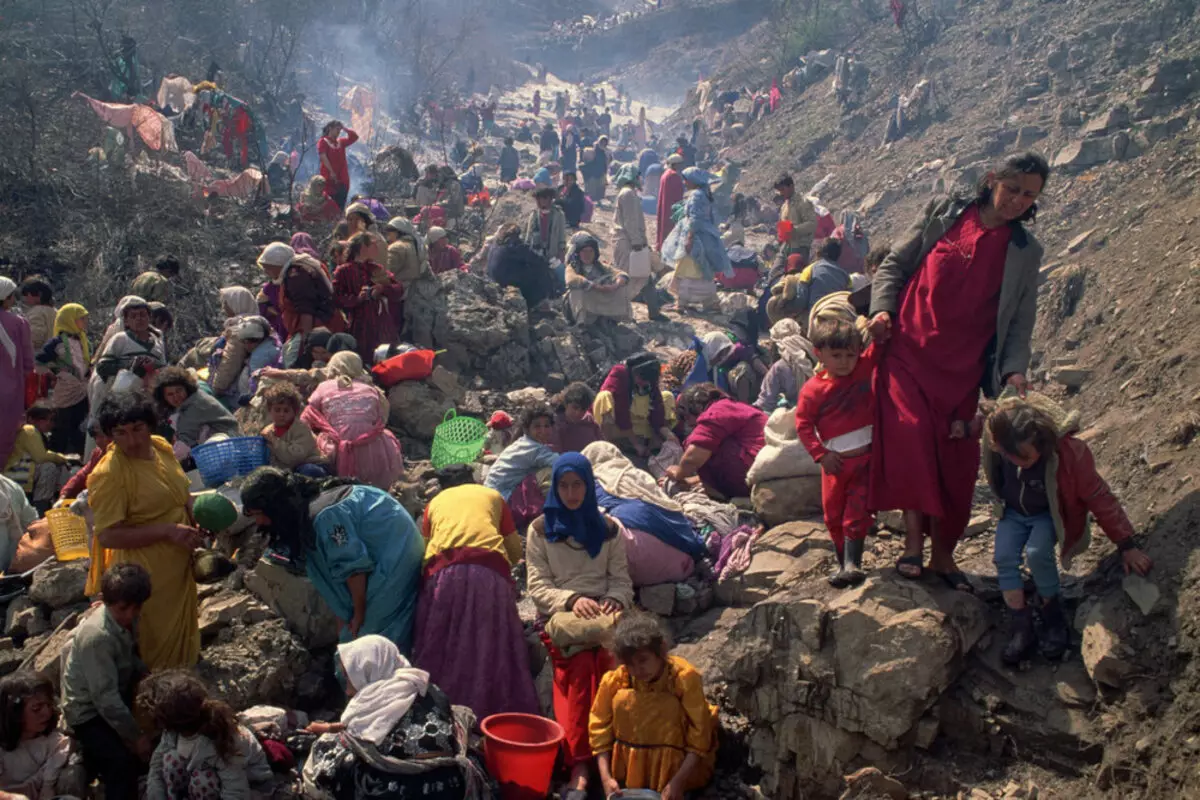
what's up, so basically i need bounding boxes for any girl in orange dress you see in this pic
[590,613,718,800]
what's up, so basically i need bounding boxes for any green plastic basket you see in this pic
[431,409,489,469]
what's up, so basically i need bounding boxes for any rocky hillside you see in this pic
[661,0,1200,797]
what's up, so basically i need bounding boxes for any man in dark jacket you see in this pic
[560,172,587,228]
[499,137,520,182]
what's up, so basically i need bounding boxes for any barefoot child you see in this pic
[591,612,717,800]
[794,317,877,588]
[984,393,1152,665]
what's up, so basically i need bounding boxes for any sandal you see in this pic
[934,570,975,594]
[896,554,923,580]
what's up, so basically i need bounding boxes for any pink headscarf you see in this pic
[290,232,321,260]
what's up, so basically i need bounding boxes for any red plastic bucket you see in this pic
[481,713,565,800]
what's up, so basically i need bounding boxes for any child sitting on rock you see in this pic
[553,382,601,454]
[61,563,153,800]
[984,392,1152,666]
[260,382,327,478]
[0,671,87,800]
[484,404,559,530]
[591,612,717,800]
[138,671,251,800]
[794,317,877,588]
[3,405,71,514]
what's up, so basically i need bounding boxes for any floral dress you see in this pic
[303,687,493,800]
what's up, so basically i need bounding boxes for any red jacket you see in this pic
[984,401,1134,567]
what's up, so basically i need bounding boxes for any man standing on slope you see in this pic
[656,153,685,251]
[772,173,817,274]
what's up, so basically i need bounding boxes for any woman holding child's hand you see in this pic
[868,152,1050,592]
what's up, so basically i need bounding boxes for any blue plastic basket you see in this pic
[192,436,269,487]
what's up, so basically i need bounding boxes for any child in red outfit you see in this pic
[794,318,878,587]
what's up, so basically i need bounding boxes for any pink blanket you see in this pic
[74,93,177,152]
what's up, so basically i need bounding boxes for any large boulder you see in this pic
[751,475,822,527]
[714,575,988,796]
[388,378,456,441]
[28,562,89,609]
[196,619,310,710]
[438,273,531,388]
[244,559,340,648]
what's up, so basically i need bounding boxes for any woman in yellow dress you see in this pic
[86,392,204,670]
[590,612,718,799]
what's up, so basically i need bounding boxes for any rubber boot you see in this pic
[1039,595,1070,661]
[827,545,846,587]
[841,538,866,587]
[1002,606,1037,667]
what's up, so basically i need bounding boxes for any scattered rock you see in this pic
[1055,676,1097,708]
[639,583,676,616]
[28,562,89,609]
[1122,573,1160,616]
[1051,138,1118,170]
[1082,105,1130,137]
[5,596,48,639]
[839,766,907,799]
[197,619,310,710]
[1062,228,1099,255]
[858,188,899,215]
[244,559,340,649]
[1080,598,1134,688]
[198,591,274,636]
[1051,367,1092,390]
[964,514,993,537]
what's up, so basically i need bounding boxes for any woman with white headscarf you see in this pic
[755,319,817,411]
[301,352,404,490]
[0,278,34,467]
[301,635,491,799]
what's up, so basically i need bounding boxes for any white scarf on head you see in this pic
[0,278,17,368]
[338,635,430,746]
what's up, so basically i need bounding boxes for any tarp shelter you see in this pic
[74,92,178,152]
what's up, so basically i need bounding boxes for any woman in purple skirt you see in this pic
[413,465,540,721]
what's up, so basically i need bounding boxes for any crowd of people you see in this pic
[0,52,1157,797]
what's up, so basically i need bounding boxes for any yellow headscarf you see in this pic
[54,303,91,363]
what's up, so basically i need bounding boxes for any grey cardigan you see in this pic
[175,389,242,447]
[869,196,1043,397]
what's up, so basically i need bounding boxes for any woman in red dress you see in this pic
[333,232,403,363]
[867,152,1050,591]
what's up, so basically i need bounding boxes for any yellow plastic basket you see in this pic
[46,508,89,562]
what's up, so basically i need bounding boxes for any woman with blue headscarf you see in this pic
[526,453,633,800]
[661,167,734,312]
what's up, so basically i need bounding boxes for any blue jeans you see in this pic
[993,508,1059,597]
[295,463,330,479]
